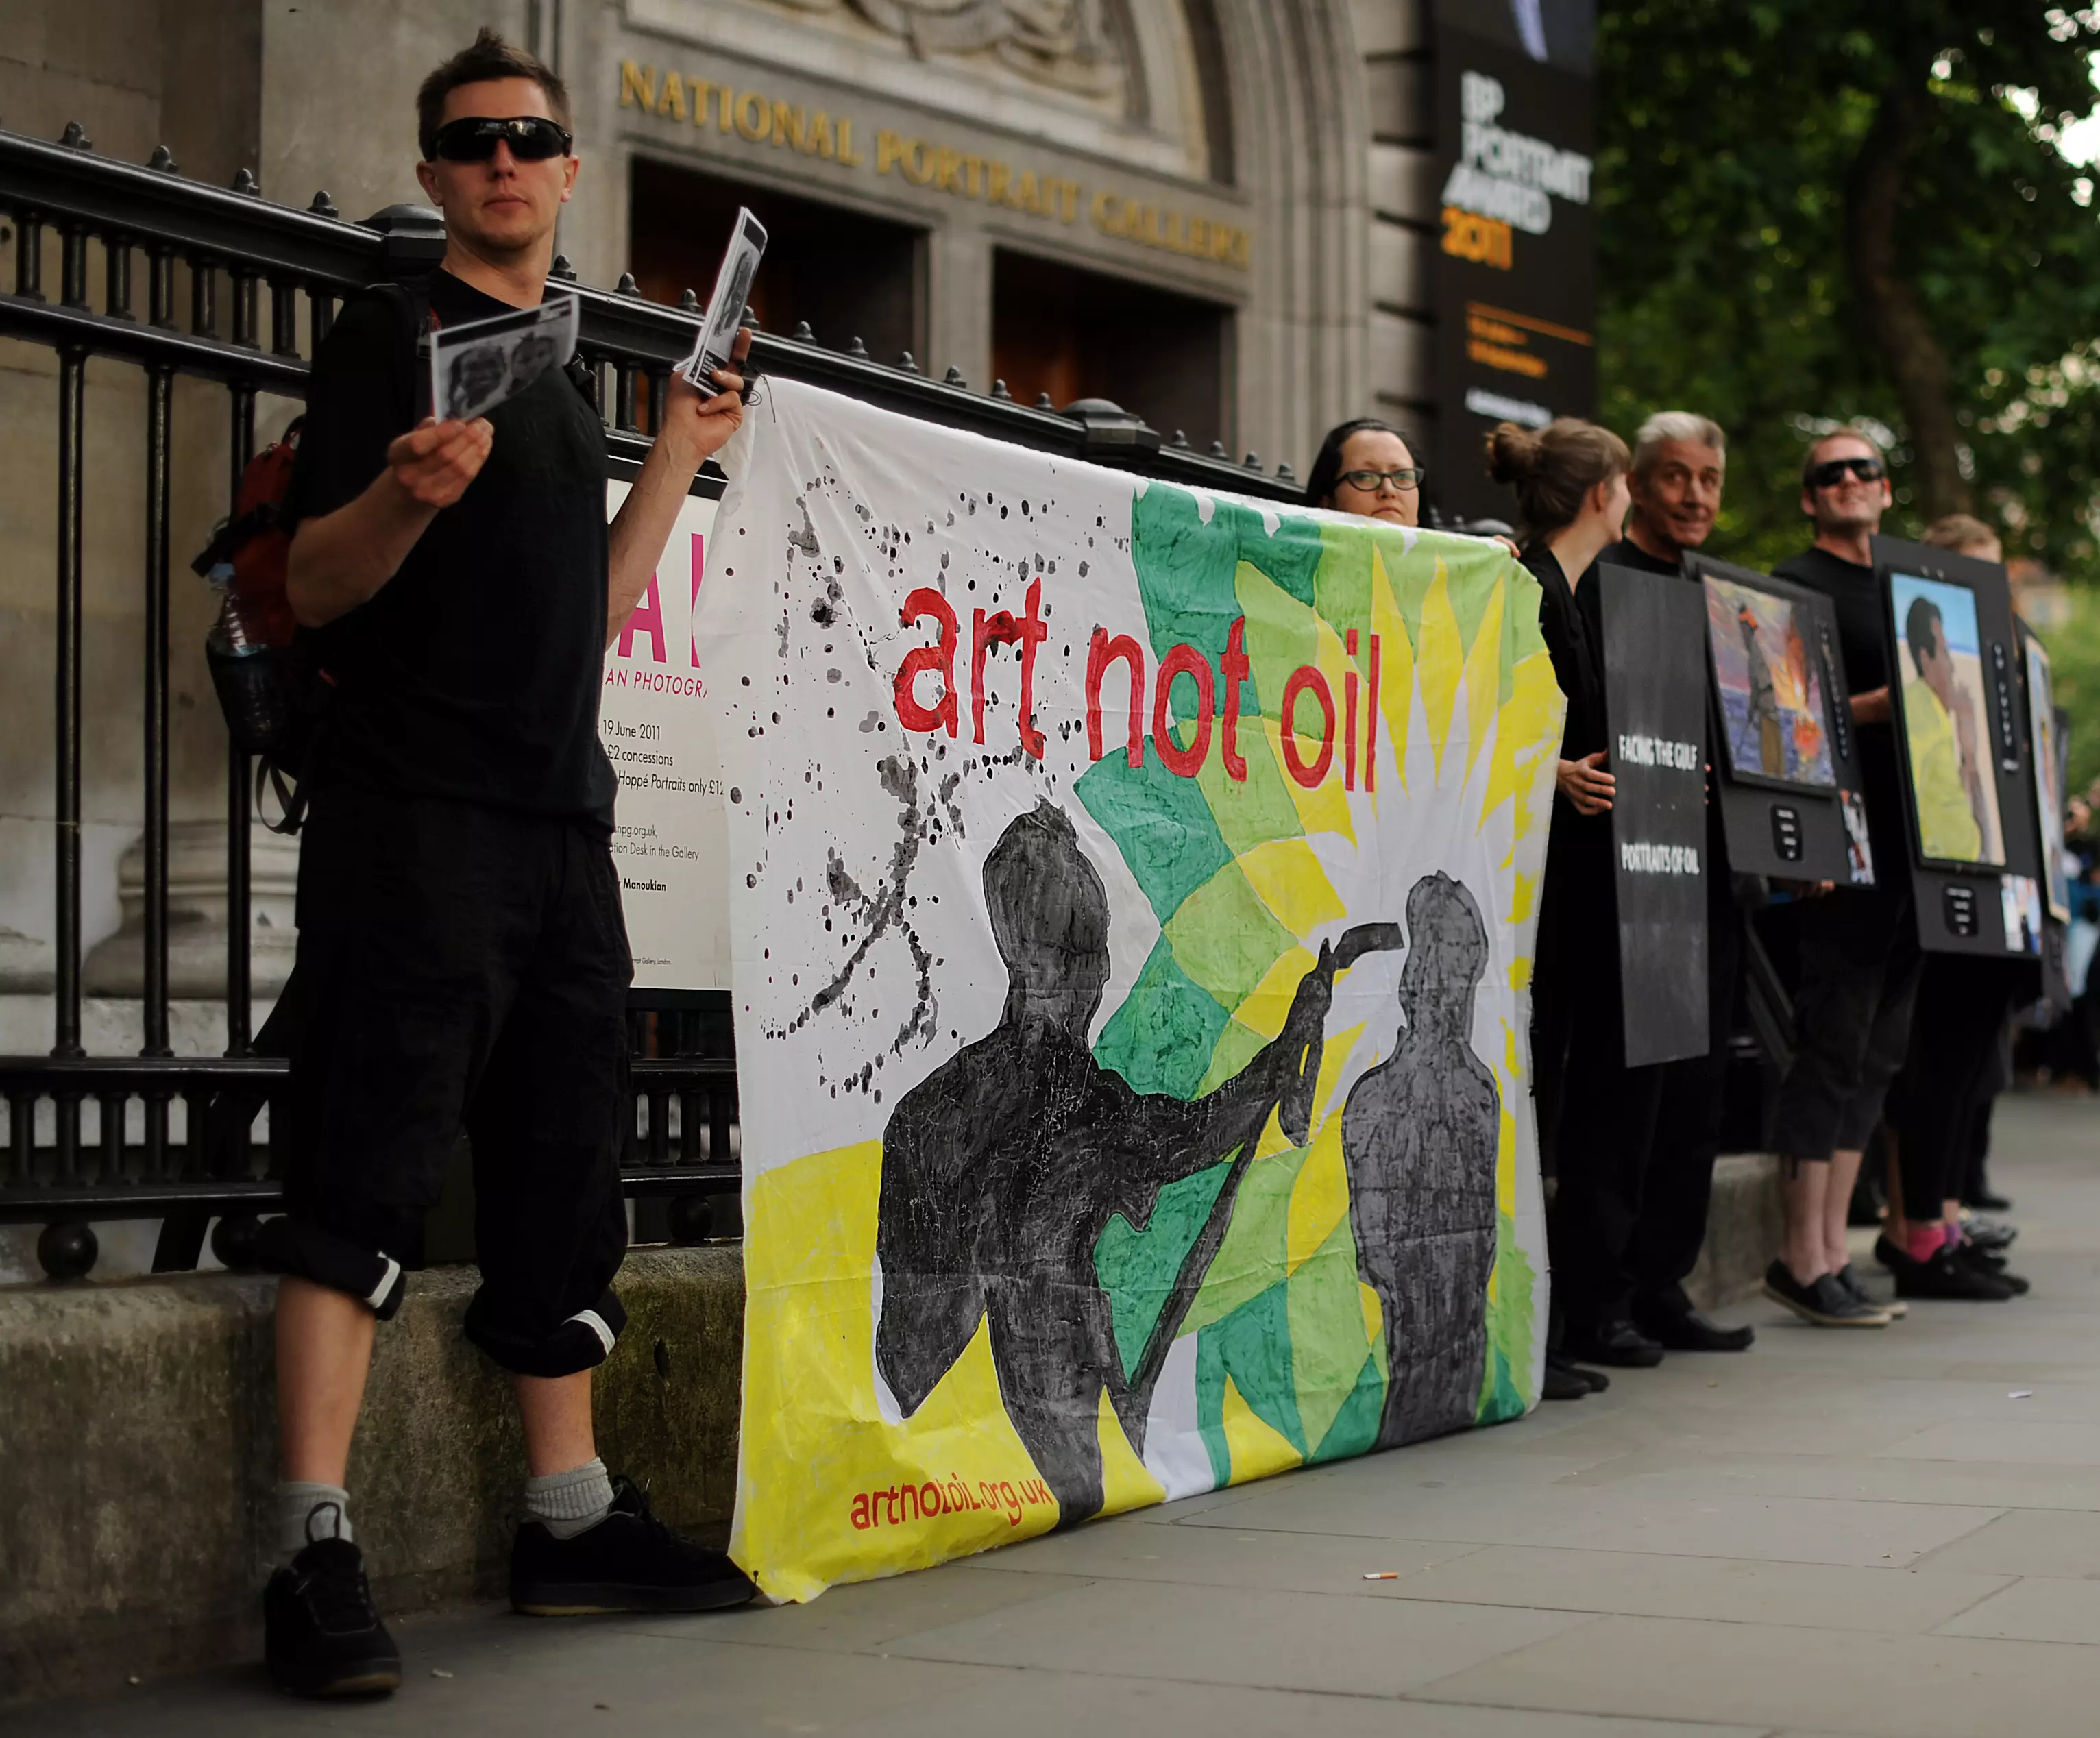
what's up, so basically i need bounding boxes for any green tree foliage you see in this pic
[1596,3,2100,578]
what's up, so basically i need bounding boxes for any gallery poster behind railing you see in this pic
[602,467,731,992]
[702,377,1565,1602]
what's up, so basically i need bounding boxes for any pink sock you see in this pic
[1904,1222,1949,1261]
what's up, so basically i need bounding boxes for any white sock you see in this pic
[525,1458,614,1540]
[277,1481,352,1567]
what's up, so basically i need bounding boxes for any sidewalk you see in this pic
[16,1090,2100,1738]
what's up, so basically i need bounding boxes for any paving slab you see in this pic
[12,1090,2100,1736]
[1384,1543,2010,1631]
[1412,1612,2100,1738]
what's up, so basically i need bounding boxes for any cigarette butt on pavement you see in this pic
[1363,1571,1400,1580]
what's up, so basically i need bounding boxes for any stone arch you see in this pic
[1208,0,1371,480]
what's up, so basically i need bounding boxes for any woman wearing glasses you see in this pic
[1302,419,1428,524]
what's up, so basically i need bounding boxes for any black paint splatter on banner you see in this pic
[1341,872,1500,1450]
[873,802,1339,1528]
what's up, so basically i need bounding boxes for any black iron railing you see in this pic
[0,120,1304,1280]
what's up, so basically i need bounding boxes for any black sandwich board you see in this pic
[1874,536,2042,958]
[1687,553,1864,886]
[1597,562,1709,1067]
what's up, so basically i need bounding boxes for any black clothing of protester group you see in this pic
[1528,538,1741,1352]
[262,269,635,1380]
[1531,531,2036,1356]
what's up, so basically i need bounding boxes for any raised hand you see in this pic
[659,327,753,469]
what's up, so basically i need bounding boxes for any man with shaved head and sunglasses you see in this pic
[257,30,757,1697]
[1758,428,1920,1330]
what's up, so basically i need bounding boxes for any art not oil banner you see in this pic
[705,379,1565,1602]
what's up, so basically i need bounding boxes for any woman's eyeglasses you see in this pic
[429,117,575,163]
[1339,467,1426,493]
[1807,456,1884,489]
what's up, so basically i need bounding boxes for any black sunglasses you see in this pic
[1808,455,1884,489]
[1339,466,1426,492]
[429,116,574,163]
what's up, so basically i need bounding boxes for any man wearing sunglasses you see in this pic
[1760,428,1918,1329]
[260,29,757,1698]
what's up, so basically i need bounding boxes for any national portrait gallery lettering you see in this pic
[618,61,1252,269]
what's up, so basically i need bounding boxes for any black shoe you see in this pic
[1966,1188,2013,1212]
[1953,1240,2029,1295]
[1561,1320,1664,1367]
[1962,1213,2018,1251]
[1633,1294,1755,1352]
[1541,1354,1591,1401]
[1836,1262,1906,1320]
[511,1478,759,1615]
[264,1538,401,1698]
[1875,1236,2015,1301]
[1762,1260,1890,1326]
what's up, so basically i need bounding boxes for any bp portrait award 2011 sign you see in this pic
[703,379,1566,1602]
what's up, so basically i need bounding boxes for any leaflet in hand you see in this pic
[676,208,767,390]
[429,295,580,422]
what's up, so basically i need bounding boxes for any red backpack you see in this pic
[192,417,328,833]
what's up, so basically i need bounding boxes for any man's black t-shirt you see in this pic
[283,269,615,827]
[1575,533,1681,646]
[1775,543,1905,877]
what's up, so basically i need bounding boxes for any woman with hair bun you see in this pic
[1486,417,1669,1395]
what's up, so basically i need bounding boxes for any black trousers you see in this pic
[276,783,634,1378]
[1628,868,1745,1303]
[1888,955,2014,1221]
[1534,838,1666,1337]
[1771,883,1923,1160]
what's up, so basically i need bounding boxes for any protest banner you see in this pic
[704,379,1565,1602]
[1597,563,1709,1067]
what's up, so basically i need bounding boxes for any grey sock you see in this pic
[277,1481,352,1567]
[525,1458,615,1540]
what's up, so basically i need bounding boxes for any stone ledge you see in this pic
[1685,1153,1783,1311]
[0,1245,744,1708]
[0,1153,1785,1708]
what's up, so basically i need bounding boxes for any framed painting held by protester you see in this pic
[1874,536,2043,958]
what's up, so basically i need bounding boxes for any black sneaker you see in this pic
[1962,1213,2018,1251]
[1561,1320,1665,1368]
[264,1537,400,1698]
[1541,1355,1591,1401]
[511,1478,759,1615]
[1763,1260,1890,1326]
[1875,1236,2014,1301]
[1953,1240,2029,1295]
[1836,1262,1906,1320]
[1633,1291,1756,1351]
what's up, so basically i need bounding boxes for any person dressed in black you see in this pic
[1488,417,1656,1393]
[1759,428,1913,1327]
[1577,412,1755,1356]
[1878,513,2032,1301]
[255,32,758,1700]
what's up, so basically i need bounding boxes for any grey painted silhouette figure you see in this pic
[875,801,1339,1528]
[1341,872,1501,1449]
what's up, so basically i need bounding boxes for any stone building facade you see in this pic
[0,0,1439,1020]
